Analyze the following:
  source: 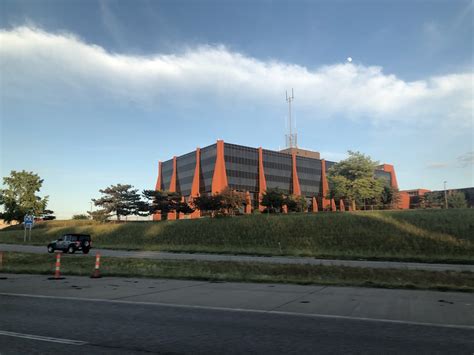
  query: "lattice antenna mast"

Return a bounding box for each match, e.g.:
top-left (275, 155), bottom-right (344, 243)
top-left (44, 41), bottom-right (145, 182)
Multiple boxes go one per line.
top-left (285, 88), bottom-right (297, 148)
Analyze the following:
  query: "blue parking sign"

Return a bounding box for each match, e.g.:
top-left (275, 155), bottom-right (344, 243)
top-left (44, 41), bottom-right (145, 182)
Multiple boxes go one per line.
top-left (24, 215), bottom-right (34, 228)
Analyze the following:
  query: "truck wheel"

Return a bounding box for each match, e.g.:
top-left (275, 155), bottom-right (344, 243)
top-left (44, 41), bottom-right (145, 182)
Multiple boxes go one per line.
top-left (82, 248), bottom-right (90, 254)
top-left (68, 245), bottom-right (75, 254)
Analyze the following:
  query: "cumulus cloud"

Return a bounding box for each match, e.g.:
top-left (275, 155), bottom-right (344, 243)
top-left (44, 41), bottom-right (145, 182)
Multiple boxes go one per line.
top-left (1, 26), bottom-right (472, 126)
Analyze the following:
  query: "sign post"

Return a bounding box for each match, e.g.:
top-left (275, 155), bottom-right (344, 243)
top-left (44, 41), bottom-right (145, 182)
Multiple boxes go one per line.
top-left (23, 215), bottom-right (34, 242)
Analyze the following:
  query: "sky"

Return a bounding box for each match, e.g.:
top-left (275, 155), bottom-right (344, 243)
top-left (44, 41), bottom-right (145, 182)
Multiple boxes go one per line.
top-left (0, 0), bottom-right (473, 219)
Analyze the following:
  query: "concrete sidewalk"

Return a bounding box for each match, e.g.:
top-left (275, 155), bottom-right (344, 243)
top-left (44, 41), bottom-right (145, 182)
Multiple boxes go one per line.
top-left (1, 273), bottom-right (473, 328)
top-left (1, 243), bottom-right (473, 272)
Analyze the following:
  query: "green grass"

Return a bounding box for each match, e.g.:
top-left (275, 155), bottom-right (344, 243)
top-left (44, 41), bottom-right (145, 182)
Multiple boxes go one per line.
top-left (1, 252), bottom-right (473, 292)
top-left (1, 209), bottom-right (473, 263)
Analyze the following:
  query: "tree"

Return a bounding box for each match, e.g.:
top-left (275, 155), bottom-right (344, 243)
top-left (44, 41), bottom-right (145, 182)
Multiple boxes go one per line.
top-left (380, 186), bottom-right (400, 208)
top-left (87, 209), bottom-right (110, 222)
top-left (422, 192), bottom-right (443, 208)
top-left (284, 194), bottom-right (307, 212)
top-left (141, 190), bottom-right (187, 220)
top-left (261, 188), bottom-right (285, 213)
top-left (447, 191), bottom-right (467, 209)
top-left (219, 187), bottom-right (245, 215)
top-left (176, 201), bottom-right (195, 215)
top-left (92, 184), bottom-right (141, 221)
top-left (72, 214), bottom-right (89, 220)
top-left (0, 170), bottom-right (49, 223)
top-left (39, 209), bottom-right (56, 221)
top-left (193, 194), bottom-right (223, 217)
top-left (327, 175), bottom-right (350, 201)
top-left (327, 151), bottom-right (385, 210)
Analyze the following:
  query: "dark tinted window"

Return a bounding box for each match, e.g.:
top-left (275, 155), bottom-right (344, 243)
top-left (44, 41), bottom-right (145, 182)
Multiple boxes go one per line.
top-left (200, 144), bottom-right (217, 193)
top-left (224, 143), bottom-right (258, 192)
top-left (161, 159), bottom-right (173, 190)
top-left (262, 150), bottom-right (292, 194)
top-left (176, 151), bottom-right (196, 196)
top-left (375, 170), bottom-right (391, 186)
top-left (296, 156), bottom-right (321, 197)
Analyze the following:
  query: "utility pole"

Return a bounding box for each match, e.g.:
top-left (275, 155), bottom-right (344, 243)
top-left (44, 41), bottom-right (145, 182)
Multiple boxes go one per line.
top-left (443, 181), bottom-right (448, 209)
top-left (285, 89), bottom-right (297, 148)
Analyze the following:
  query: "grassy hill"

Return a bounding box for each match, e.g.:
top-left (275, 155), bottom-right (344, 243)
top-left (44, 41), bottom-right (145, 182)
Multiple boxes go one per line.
top-left (1, 209), bottom-right (473, 263)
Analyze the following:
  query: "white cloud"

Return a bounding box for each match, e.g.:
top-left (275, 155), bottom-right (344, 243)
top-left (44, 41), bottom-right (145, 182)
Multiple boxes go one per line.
top-left (425, 152), bottom-right (474, 170)
top-left (426, 162), bottom-right (450, 169)
top-left (457, 152), bottom-right (474, 168)
top-left (1, 26), bottom-right (472, 126)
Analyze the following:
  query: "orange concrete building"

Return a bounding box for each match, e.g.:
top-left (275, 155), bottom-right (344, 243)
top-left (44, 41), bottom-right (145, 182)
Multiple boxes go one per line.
top-left (154, 140), bottom-right (400, 219)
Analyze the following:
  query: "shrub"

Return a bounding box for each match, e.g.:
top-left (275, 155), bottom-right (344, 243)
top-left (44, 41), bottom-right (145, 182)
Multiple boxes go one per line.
top-left (72, 214), bottom-right (89, 220)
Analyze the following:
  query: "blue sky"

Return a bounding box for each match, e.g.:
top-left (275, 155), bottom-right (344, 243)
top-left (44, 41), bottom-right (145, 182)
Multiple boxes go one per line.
top-left (1, 0), bottom-right (473, 218)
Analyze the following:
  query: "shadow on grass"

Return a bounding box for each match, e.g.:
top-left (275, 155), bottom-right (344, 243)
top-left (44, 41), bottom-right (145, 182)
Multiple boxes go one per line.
top-left (0, 209), bottom-right (473, 263)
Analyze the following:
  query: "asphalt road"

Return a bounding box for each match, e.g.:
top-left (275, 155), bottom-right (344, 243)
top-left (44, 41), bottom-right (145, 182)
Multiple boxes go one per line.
top-left (1, 274), bottom-right (473, 354)
top-left (1, 243), bottom-right (473, 272)
top-left (1, 294), bottom-right (473, 354)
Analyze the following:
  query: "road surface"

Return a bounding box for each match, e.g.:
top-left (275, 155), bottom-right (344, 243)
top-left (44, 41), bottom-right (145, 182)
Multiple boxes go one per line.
top-left (0, 274), bottom-right (473, 354)
top-left (1, 243), bottom-right (473, 272)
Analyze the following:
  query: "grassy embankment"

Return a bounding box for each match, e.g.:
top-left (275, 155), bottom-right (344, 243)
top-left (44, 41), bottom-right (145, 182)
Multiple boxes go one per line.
top-left (1, 252), bottom-right (473, 292)
top-left (1, 209), bottom-right (473, 263)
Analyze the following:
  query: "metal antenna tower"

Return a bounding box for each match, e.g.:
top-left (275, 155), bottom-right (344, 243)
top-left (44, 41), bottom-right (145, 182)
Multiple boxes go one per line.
top-left (285, 88), bottom-right (297, 148)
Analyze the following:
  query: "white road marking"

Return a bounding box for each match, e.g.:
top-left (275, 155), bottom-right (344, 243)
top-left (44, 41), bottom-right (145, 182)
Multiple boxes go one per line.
top-left (0, 330), bottom-right (87, 345)
top-left (1, 292), bottom-right (473, 331)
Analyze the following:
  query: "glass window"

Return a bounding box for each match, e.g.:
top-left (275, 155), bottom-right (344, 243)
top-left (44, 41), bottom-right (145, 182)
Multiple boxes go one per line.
top-left (224, 143), bottom-right (258, 192)
top-left (200, 144), bottom-right (217, 193)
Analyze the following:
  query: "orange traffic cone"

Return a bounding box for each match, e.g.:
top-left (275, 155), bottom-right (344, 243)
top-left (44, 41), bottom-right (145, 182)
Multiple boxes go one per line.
top-left (49, 252), bottom-right (64, 280)
top-left (91, 252), bottom-right (102, 278)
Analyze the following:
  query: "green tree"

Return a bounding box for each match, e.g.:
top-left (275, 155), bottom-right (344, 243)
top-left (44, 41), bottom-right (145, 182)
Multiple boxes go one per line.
top-left (327, 151), bottom-right (385, 210)
top-left (219, 187), bottom-right (245, 215)
top-left (141, 190), bottom-right (185, 220)
top-left (0, 170), bottom-right (49, 223)
top-left (92, 184), bottom-right (141, 221)
top-left (380, 186), bottom-right (400, 208)
top-left (40, 209), bottom-right (56, 221)
top-left (447, 191), bottom-right (467, 208)
top-left (176, 201), bottom-right (195, 215)
top-left (193, 194), bottom-right (223, 217)
top-left (422, 192), bottom-right (443, 208)
top-left (327, 175), bottom-right (350, 201)
top-left (284, 194), bottom-right (307, 212)
top-left (261, 188), bottom-right (285, 213)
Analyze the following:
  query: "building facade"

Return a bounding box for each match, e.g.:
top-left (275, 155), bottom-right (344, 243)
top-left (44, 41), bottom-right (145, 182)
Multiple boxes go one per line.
top-left (400, 187), bottom-right (474, 209)
top-left (154, 140), bottom-right (399, 220)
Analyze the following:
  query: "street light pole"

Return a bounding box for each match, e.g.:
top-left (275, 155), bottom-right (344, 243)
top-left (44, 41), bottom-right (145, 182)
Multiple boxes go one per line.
top-left (443, 181), bottom-right (448, 209)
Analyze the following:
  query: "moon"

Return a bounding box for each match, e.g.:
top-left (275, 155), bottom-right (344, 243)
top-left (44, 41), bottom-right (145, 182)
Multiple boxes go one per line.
top-left (347, 57), bottom-right (353, 62)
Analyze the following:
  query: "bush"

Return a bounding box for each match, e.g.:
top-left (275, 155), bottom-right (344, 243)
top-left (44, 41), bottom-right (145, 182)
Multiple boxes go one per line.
top-left (87, 210), bottom-right (110, 222)
top-left (448, 191), bottom-right (468, 209)
top-left (72, 214), bottom-right (89, 220)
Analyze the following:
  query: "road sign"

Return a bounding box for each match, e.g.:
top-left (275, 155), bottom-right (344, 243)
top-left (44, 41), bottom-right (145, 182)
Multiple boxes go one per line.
top-left (24, 215), bottom-right (34, 228)
top-left (23, 215), bottom-right (34, 242)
